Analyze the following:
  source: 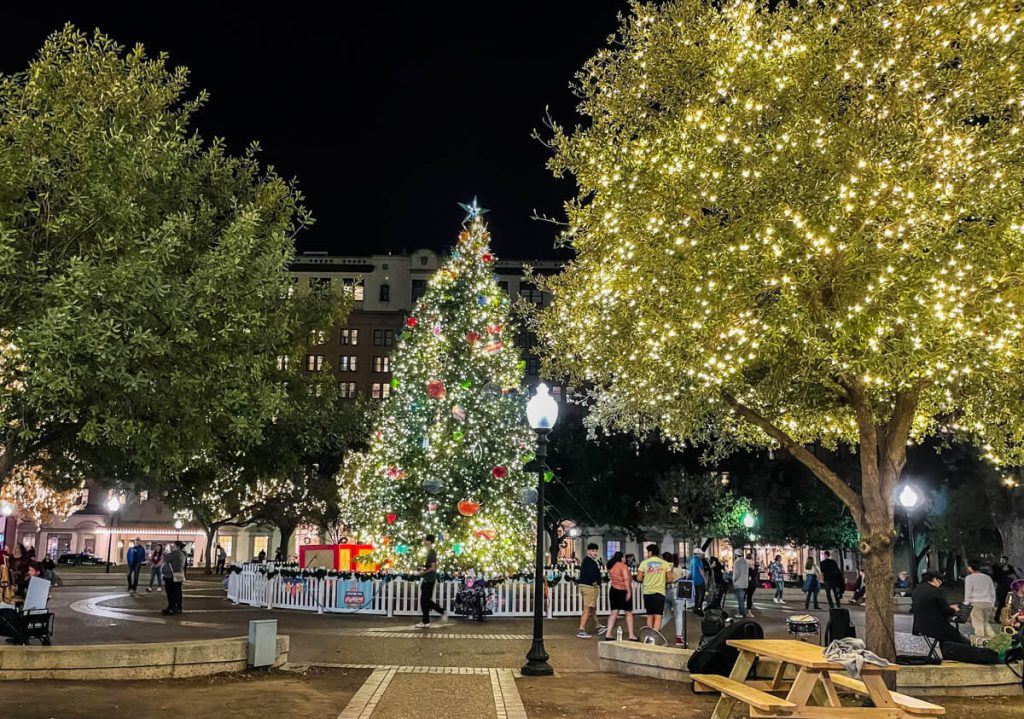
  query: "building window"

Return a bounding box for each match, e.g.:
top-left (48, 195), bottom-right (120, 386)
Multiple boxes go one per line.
top-left (498, 280), bottom-right (509, 295)
top-left (605, 540), bottom-right (622, 561)
top-left (309, 330), bottom-right (327, 345)
top-left (552, 385), bottom-right (563, 402)
top-left (276, 355), bottom-right (290, 371)
top-left (520, 284), bottom-right (545, 306)
top-left (373, 329), bottom-right (395, 346)
top-left (309, 277), bottom-right (331, 297)
top-left (412, 279), bottom-right (427, 302)
top-left (253, 535), bottom-right (270, 559)
top-left (371, 382), bottom-right (391, 399)
top-left (519, 330), bottom-right (538, 349)
top-left (373, 356), bottom-right (391, 373)
top-left (340, 329), bottom-right (358, 346)
top-left (525, 357), bottom-right (541, 375)
top-left (306, 354), bottom-right (325, 372)
top-left (342, 278), bottom-right (364, 302)
top-left (339, 355), bottom-right (358, 372)
top-left (338, 382), bottom-right (358, 399)
top-left (380, 284), bottom-right (390, 303)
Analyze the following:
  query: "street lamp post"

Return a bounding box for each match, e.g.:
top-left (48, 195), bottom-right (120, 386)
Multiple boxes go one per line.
top-left (898, 484), bottom-right (921, 586)
top-left (105, 497), bottom-right (121, 573)
top-left (174, 519), bottom-right (183, 542)
top-left (522, 382), bottom-right (559, 678)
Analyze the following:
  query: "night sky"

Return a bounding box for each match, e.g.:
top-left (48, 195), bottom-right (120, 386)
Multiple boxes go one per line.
top-left (1, 3), bottom-right (631, 260)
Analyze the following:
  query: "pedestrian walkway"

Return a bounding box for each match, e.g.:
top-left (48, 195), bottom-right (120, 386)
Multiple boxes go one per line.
top-left (336, 666), bottom-right (527, 719)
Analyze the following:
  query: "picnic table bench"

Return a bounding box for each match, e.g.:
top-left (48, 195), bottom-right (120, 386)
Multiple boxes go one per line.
top-left (691, 639), bottom-right (945, 718)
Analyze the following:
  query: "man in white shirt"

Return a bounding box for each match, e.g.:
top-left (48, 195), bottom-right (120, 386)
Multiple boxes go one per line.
top-left (964, 559), bottom-right (996, 638)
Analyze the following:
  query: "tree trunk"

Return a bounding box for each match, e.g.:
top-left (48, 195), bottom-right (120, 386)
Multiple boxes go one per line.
top-left (861, 544), bottom-right (896, 661)
top-left (997, 514), bottom-right (1024, 569)
top-left (203, 525), bottom-right (219, 575)
top-left (0, 448), bottom-right (14, 494)
top-left (277, 521), bottom-right (297, 560)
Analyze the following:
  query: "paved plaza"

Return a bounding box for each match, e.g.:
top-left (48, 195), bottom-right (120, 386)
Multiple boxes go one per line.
top-left (0, 574), bottom-right (1020, 718)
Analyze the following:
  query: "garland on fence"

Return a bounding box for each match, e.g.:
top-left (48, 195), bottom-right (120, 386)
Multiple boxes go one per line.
top-left (227, 562), bottom-right (614, 587)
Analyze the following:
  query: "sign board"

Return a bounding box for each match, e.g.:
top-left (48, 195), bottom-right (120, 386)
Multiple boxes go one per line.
top-left (335, 579), bottom-right (374, 610)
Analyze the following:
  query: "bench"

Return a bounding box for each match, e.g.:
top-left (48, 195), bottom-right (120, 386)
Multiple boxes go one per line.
top-left (829, 673), bottom-right (945, 715)
top-left (692, 673), bottom-right (797, 715)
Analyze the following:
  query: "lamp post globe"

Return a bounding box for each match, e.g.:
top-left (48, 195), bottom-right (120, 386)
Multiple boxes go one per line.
top-left (1, 503), bottom-right (12, 517)
top-left (898, 484), bottom-right (920, 510)
top-left (522, 382), bottom-right (558, 677)
top-left (742, 512), bottom-right (755, 530)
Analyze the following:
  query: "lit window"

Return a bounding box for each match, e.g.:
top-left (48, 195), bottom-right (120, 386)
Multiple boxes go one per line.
top-left (373, 355), bottom-right (391, 373)
top-left (340, 329), bottom-right (359, 346)
top-left (344, 279), bottom-right (365, 302)
top-left (379, 284), bottom-right (390, 303)
top-left (371, 382), bottom-right (391, 400)
top-left (338, 382), bottom-right (358, 399)
top-left (306, 354), bottom-right (325, 372)
top-left (605, 540), bottom-right (622, 561)
top-left (309, 330), bottom-right (327, 345)
top-left (339, 356), bottom-right (358, 372)
top-left (276, 355), bottom-right (290, 370)
top-left (552, 385), bottom-right (563, 401)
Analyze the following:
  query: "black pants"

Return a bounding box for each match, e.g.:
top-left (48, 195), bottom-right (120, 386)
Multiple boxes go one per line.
top-left (825, 581), bottom-right (843, 608)
top-left (693, 583), bottom-right (707, 612)
top-left (746, 584), bottom-right (756, 609)
top-left (127, 563), bottom-right (142, 591)
top-left (420, 580), bottom-right (444, 623)
top-left (164, 577), bottom-right (183, 613)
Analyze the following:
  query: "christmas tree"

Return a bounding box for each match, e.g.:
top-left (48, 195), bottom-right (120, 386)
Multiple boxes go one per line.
top-left (350, 202), bottom-right (537, 575)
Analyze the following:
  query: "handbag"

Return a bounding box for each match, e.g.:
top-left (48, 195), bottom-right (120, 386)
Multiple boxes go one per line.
top-left (172, 569), bottom-right (185, 583)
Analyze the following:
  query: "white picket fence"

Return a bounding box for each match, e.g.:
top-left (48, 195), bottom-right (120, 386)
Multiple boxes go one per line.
top-left (225, 563), bottom-right (650, 617)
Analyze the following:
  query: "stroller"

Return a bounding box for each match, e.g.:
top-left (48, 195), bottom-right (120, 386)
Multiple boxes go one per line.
top-left (453, 577), bottom-right (491, 622)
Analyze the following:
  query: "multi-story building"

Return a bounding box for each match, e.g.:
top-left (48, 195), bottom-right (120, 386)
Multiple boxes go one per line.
top-left (290, 248), bottom-right (565, 401)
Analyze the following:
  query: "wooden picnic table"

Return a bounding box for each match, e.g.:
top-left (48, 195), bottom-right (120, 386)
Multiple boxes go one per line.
top-left (693, 638), bottom-right (944, 719)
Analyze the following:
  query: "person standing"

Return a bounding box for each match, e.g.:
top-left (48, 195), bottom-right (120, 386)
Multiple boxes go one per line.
top-left (731, 550), bottom-right (750, 619)
top-left (415, 534), bottom-right (446, 628)
top-left (994, 556), bottom-right (1020, 613)
top-left (637, 544), bottom-right (672, 632)
top-left (604, 551), bottom-right (637, 640)
top-left (146, 543), bottom-right (164, 592)
top-left (819, 551), bottom-right (844, 609)
top-left (659, 552), bottom-right (686, 646)
top-left (125, 538), bottom-right (146, 595)
top-left (161, 541), bottom-right (186, 615)
top-left (215, 544), bottom-right (227, 575)
top-left (706, 556), bottom-right (725, 610)
top-left (964, 559), bottom-right (996, 639)
top-left (769, 554), bottom-right (786, 604)
top-left (745, 553), bottom-right (758, 614)
top-left (576, 543), bottom-right (605, 639)
top-left (803, 556), bottom-right (822, 610)
top-left (689, 548), bottom-right (707, 616)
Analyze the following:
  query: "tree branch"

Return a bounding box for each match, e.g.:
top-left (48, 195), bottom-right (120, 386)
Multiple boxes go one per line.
top-left (722, 392), bottom-right (863, 518)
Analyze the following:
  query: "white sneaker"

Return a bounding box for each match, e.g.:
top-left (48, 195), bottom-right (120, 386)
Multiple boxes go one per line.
top-left (440, 611), bottom-right (448, 621)
top-left (415, 622), bottom-right (431, 628)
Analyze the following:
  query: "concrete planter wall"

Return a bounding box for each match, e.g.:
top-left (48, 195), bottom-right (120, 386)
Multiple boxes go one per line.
top-left (598, 641), bottom-right (1022, 696)
top-left (0, 635), bottom-right (289, 680)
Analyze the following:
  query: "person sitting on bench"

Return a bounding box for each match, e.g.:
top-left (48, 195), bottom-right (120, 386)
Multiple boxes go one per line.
top-left (912, 570), bottom-right (968, 654)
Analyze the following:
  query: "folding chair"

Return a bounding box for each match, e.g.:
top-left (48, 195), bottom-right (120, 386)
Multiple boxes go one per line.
top-left (0, 577), bottom-right (53, 645)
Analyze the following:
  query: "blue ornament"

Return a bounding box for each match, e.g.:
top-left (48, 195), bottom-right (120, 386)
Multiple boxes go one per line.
top-left (477, 294), bottom-right (488, 307)
top-left (521, 487), bottom-right (539, 506)
top-left (452, 250), bottom-right (461, 259)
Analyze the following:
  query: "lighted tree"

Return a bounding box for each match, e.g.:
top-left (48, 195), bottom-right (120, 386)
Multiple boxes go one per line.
top-left (0, 462), bottom-right (82, 524)
top-left (351, 206), bottom-right (536, 575)
top-left (537, 0), bottom-right (1024, 658)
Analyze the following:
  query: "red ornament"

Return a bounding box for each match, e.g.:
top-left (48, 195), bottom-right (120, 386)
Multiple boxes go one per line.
top-left (466, 330), bottom-right (481, 344)
top-left (483, 340), bottom-right (503, 354)
top-left (482, 253), bottom-right (494, 263)
top-left (457, 499), bottom-right (481, 517)
top-left (386, 513), bottom-right (397, 525)
top-left (426, 379), bottom-right (447, 399)
top-left (486, 323), bottom-right (502, 335)
top-left (491, 466), bottom-right (507, 479)
top-left (386, 466), bottom-right (407, 480)
top-left (473, 528), bottom-right (498, 541)
top-left (406, 316), bottom-right (417, 328)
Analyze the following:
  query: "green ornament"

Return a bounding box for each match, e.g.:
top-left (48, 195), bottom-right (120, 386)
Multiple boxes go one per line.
top-left (390, 377), bottom-right (400, 389)
top-left (453, 430), bottom-right (465, 442)
top-left (521, 451), bottom-right (535, 464)
top-left (460, 379), bottom-right (473, 389)
top-left (516, 360), bottom-right (527, 372)
top-left (395, 544), bottom-right (409, 555)
top-left (453, 543), bottom-right (463, 556)
top-left (543, 470), bottom-right (554, 483)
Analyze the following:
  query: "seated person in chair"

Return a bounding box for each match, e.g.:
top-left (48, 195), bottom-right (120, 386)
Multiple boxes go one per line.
top-left (912, 571), bottom-right (968, 651)
top-left (1, 563), bottom-right (48, 643)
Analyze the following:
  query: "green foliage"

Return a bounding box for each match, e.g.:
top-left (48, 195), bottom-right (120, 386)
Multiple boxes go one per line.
top-left (648, 472), bottom-right (748, 546)
top-left (0, 26), bottom-right (333, 487)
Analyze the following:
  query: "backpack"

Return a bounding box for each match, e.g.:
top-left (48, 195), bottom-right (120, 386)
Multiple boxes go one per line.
top-left (699, 607), bottom-right (730, 645)
top-left (687, 619), bottom-right (765, 677)
top-left (824, 608), bottom-right (856, 645)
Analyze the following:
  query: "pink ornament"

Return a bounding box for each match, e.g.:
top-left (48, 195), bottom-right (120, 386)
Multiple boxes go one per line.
top-left (426, 380), bottom-right (447, 399)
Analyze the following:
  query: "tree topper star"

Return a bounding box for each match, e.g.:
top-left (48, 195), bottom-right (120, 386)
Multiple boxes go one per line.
top-left (459, 197), bottom-right (489, 225)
